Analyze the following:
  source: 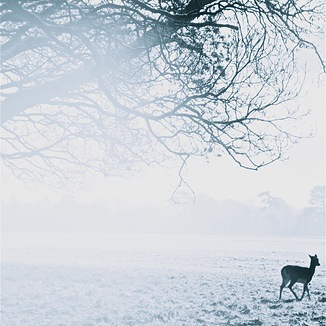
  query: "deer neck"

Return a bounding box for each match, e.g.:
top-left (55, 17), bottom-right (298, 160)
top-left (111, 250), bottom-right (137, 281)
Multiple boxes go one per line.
top-left (309, 262), bottom-right (317, 276)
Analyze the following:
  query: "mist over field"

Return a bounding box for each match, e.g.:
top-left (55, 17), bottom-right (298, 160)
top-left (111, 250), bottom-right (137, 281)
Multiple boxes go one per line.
top-left (2, 185), bottom-right (325, 325)
top-left (3, 189), bottom-right (325, 236)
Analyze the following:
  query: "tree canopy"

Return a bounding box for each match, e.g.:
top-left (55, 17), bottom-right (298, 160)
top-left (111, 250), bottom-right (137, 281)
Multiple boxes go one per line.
top-left (1, 0), bottom-right (325, 187)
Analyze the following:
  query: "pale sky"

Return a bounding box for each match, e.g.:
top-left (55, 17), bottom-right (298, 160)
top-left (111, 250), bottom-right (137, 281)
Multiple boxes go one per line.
top-left (1, 110), bottom-right (325, 209)
top-left (1, 45), bottom-right (325, 210)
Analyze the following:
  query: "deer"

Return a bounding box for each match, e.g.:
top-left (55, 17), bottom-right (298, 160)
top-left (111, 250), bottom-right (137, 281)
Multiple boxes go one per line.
top-left (279, 254), bottom-right (320, 301)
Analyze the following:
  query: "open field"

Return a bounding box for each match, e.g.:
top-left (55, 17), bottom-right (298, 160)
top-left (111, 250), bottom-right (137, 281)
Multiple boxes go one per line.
top-left (1, 234), bottom-right (325, 325)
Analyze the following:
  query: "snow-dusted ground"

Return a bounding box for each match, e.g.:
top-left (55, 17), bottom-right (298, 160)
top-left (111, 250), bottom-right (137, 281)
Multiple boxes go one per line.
top-left (1, 234), bottom-right (325, 325)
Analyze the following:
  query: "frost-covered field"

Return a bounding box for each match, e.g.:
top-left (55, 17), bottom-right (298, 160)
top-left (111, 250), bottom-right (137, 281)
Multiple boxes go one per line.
top-left (1, 234), bottom-right (325, 326)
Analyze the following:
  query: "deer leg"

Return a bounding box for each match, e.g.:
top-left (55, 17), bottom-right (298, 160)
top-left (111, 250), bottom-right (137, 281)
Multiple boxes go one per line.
top-left (288, 280), bottom-right (299, 300)
top-left (306, 285), bottom-right (310, 300)
top-left (299, 283), bottom-right (311, 301)
top-left (280, 273), bottom-right (290, 300)
top-left (279, 285), bottom-right (283, 300)
top-left (279, 281), bottom-right (287, 300)
top-left (299, 284), bottom-right (307, 301)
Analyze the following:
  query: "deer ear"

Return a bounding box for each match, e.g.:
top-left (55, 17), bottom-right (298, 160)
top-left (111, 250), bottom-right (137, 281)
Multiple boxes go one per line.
top-left (315, 254), bottom-right (317, 257)
top-left (309, 254), bottom-right (312, 258)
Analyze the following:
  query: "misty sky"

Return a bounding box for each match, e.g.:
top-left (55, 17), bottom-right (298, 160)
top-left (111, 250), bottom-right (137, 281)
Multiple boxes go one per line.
top-left (1, 46), bottom-right (325, 210)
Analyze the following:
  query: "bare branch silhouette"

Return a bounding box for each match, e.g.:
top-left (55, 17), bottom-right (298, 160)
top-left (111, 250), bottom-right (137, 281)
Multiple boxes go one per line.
top-left (1, 0), bottom-right (324, 187)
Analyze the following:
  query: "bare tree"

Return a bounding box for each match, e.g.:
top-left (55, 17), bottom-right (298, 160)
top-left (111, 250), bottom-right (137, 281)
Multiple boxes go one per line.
top-left (1, 0), bottom-right (325, 188)
top-left (309, 185), bottom-right (325, 216)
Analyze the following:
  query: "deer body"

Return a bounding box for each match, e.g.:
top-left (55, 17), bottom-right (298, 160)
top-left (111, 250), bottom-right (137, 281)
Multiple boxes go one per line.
top-left (279, 254), bottom-right (320, 301)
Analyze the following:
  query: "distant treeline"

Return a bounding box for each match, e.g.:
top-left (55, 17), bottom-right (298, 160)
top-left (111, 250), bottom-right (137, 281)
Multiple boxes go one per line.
top-left (2, 187), bottom-right (325, 236)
